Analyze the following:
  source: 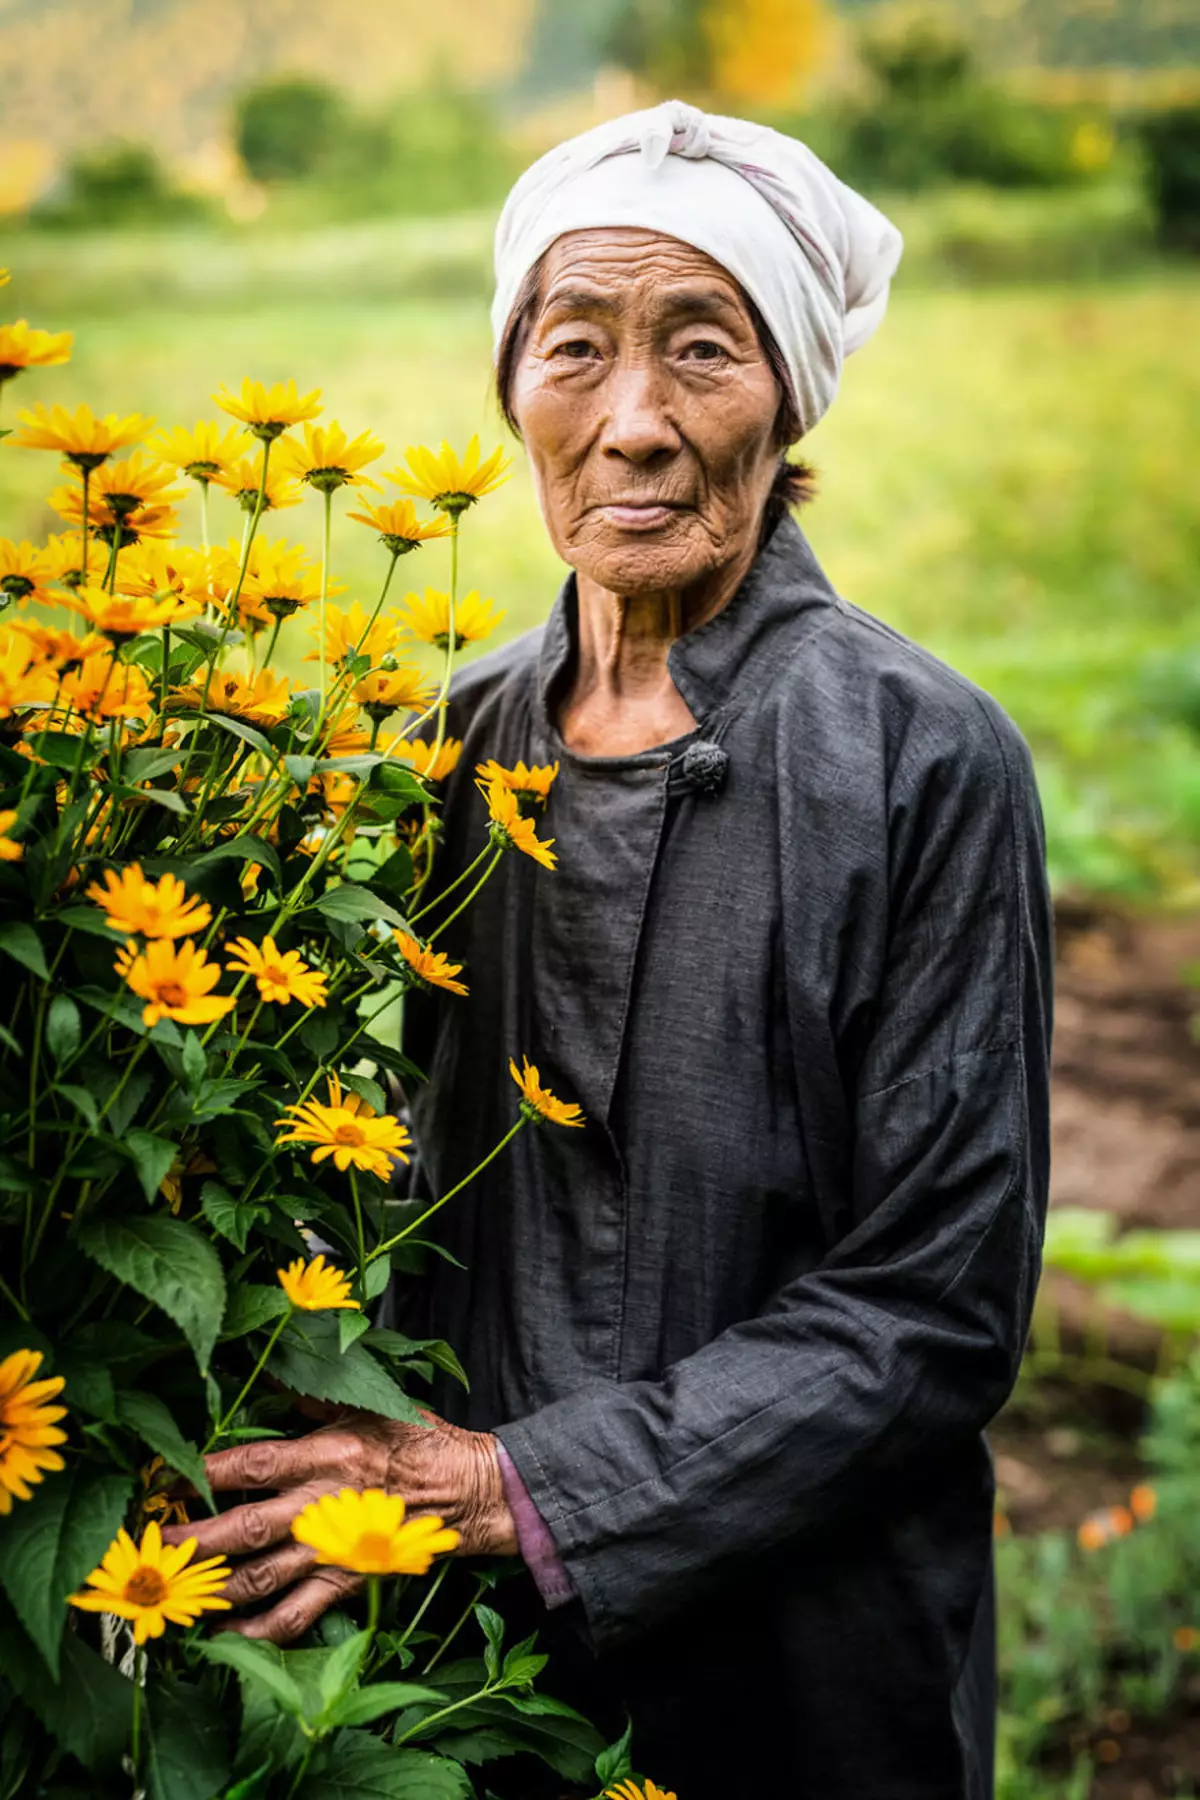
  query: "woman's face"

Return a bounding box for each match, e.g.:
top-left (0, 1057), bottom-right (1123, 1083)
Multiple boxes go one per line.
top-left (510, 228), bottom-right (785, 597)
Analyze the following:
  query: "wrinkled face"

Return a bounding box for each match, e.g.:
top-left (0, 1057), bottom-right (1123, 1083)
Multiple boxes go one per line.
top-left (509, 228), bottom-right (785, 596)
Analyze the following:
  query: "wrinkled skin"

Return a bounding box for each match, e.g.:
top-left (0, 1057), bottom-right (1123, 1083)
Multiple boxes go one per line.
top-left (179, 228), bottom-right (787, 1641)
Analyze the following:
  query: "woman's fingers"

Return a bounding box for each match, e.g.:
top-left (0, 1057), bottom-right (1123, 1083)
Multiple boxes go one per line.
top-left (202, 1423), bottom-right (393, 1496)
top-left (162, 1485), bottom-right (318, 1557)
top-left (219, 1566), bottom-right (364, 1644)
top-left (219, 1539), bottom-right (315, 1606)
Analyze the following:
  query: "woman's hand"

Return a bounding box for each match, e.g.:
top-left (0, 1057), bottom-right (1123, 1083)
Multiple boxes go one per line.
top-left (162, 1410), bottom-right (517, 1643)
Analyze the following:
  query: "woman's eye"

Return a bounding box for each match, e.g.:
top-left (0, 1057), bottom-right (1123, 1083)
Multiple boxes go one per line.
top-left (550, 339), bottom-right (600, 361)
top-left (680, 339), bottom-right (727, 363)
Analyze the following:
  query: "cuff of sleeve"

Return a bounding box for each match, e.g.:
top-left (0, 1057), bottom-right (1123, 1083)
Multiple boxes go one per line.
top-left (495, 1442), bottom-right (577, 1610)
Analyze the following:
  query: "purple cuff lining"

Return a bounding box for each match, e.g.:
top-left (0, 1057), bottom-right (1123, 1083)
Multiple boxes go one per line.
top-left (496, 1443), bottom-right (576, 1610)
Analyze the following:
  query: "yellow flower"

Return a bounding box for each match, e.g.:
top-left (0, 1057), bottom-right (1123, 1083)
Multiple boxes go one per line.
top-left (606, 1783), bottom-right (676, 1800)
top-left (113, 540), bottom-right (214, 602)
top-left (169, 667), bottom-right (292, 726)
top-left (345, 496), bottom-right (453, 555)
top-left (398, 587), bottom-right (505, 652)
top-left (353, 665), bottom-right (437, 720)
top-left (275, 1072), bottom-right (412, 1180)
top-left (116, 938), bottom-right (235, 1028)
top-left (87, 866), bottom-right (212, 939)
top-left (383, 734), bottom-right (462, 782)
top-left (510, 1055), bottom-right (584, 1129)
top-left (0, 1349), bottom-right (67, 1513)
top-left (0, 319), bottom-right (73, 383)
top-left (386, 435), bottom-right (511, 516)
top-left (214, 377), bottom-right (322, 439)
top-left (307, 600), bottom-right (400, 668)
top-left (69, 583), bottom-right (201, 641)
top-left (68, 1520), bottom-right (231, 1644)
top-left (210, 453), bottom-right (304, 514)
top-left (292, 1487), bottom-right (460, 1576)
top-left (141, 1454), bottom-right (191, 1527)
top-left (393, 930), bottom-right (468, 996)
top-left (11, 401), bottom-right (151, 468)
top-left (225, 935), bottom-right (329, 1008)
top-left (234, 538), bottom-right (343, 622)
top-left (0, 809), bottom-right (23, 863)
top-left (38, 532), bottom-right (89, 592)
top-left (148, 420), bottom-right (253, 485)
top-left (320, 701), bottom-right (371, 757)
top-left (0, 537), bottom-right (68, 607)
top-left (476, 757), bottom-right (559, 808)
top-left (276, 420), bottom-right (384, 493)
top-left (0, 271), bottom-right (9, 287)
top-left (483, 778), bottom-right (557, 870)
top-left (59, 652), bottom-right (155, 724)
top-left (0, 636), bottom-right (54, 721)
top-left (51, 453), bottom-right (184, 544)
top-left (277, 1252), bottom-right (358, 1312)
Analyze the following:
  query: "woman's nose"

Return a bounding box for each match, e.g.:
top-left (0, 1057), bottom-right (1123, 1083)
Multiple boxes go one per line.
top-left (599, 360), bottom-right (682, 465)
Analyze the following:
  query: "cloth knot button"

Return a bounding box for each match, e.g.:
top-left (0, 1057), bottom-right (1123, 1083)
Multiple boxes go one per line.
top-left (679, 742), bottom-right (729, 796)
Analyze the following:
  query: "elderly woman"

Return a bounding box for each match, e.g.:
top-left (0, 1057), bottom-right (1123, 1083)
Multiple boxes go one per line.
top-left (170, 103), bottom-right (1053, 1797)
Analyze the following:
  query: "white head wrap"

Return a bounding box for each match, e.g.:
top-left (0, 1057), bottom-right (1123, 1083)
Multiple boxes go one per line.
top-left (491, 99), bottom-right (903, 435)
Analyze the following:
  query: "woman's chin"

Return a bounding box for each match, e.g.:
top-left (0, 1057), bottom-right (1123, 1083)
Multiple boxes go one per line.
top-left (570, 528), bottom-right (719, 597)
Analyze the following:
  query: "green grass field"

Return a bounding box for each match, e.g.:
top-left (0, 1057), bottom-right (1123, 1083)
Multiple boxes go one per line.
top-left (4, 213), bottom-right (1199, 900)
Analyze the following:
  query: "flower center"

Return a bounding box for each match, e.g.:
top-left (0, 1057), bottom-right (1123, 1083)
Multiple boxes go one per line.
top-left (124, 1566), bottom-right (168, 1607)
top-left (263, 963), bottom-right (289, 986)
top-left (333, 1121), bottom-right (366, 1146)
top-left (157, 981), bottom-right (188, 1008)
top-left (353, 1532), bottom-right (393, 1564)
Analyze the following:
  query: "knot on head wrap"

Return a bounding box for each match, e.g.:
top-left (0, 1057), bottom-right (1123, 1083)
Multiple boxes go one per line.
top-left (491, 99), bottom-right (903, 435)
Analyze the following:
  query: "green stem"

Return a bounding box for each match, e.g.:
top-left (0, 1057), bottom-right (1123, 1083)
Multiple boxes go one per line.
top-left (319, 487), bottom-right (332, 701)
top-left (367, 1117), bottom-right (524, 1264)
top-left (0, 1269), bottom-right (30, 1322)
top-left (407, 843), bottom-right (492, 926)
top-left (389, 1558), bottom-right (450, 1657)
top-left (130, 1650), bottom-right (145, 1773)
top-left (200, 440), bottom-right (272, 715)
top-left (225, 994), bottom-right (264, 1074)
top-left (159, 622), bottom-right (171, 717)
top-left (427, 846), bottom-right (502, 942)
top-left (205, 1307), bottom-right (293, 1450)
top-left (309, 549), bottom-right (400, 758)
top-left (79, 466), bottom-right (90, 589)
top-left (366, 1574), bottom-right (381, 1638)
top-left (261, 614), bottom-right (283, 673)
top-left (394, 1680), bottom-right (500, 1745)
top-left (349, 1167), bottom-right (367, 1293)
top-left (422, 1575), bottom-right (489, 1676)
top-left (199, 477), bottom-right (210, 562)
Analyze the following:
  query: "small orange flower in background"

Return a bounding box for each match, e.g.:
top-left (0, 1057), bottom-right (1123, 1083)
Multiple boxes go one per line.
top-left (211, 453), bottom-right (304, 514)
top-left (1077, 1504), bottom-right (1135, 1551)
top-left (275, 1073), bottom-right (412, 1180)
top-left (1174, 1626), bottom-right (1199, 1653)
top-left (386, 435), bottom-right (511, 516)
top-left (68, 583), bottom-right (201, 641)
top-left (277, 1252), bottom-right (359, 1312)
top-left (393, 930), bottom-right (468, 997)
top-left (148, 420), bottom-right (252, 484)
top-left (385, 734), bottom-right (462, 783)
top-left (354, 665), bottom-right (437, 720)
top-left (225, 935), bottom-right (329, 1009)
top-left (0, 319), bottom-right (73, 383)
top-left (993, 1508), bottom-right (1011, 1539)
top-left (214, 376), bottom-right (322, 439)
top-left (510, 1055), bottom-right (585, 1129)
top-left (277, 419), bottom-right (385, 492)
top-left (398, 587), bottom-right (505, 651)
top-left (116, 938), bottom-right (235, 1028)
top-left (69, 1520), bottom-right (230, 1643)
top-left (1129, 1483), bottom-right (1156, 1523)
top-left (346, 496), bottom-right (452, 554)
top-left (87, 866), bottom-right (212, 939)
top-left (476, 757), bottom-right (559, 808)
top-left (0, 809), bottom-right (23, 863)
top-left (0, 1349), bottom-right (67, 1513)
top-left (11, 401), bottom-right (151, 466)
top-left (483, 778), bottom-right (557, 870)
top-left (292, 1487), bottom-right (460, 1576)
top-left (0, 537), bottom-right (71, 606)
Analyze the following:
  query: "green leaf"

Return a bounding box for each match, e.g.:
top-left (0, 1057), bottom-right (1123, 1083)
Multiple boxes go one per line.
top-left (22, 731), bottom-right (89, 771)
top-left (312, 885), bottom-right (409, 931)
top-left (342, 1072), bottom-right (386, 1116)
top-left (52, 1352), bottom-right (115, 1420)
top-left (0, 1019), bottom-right (21, 1055)
top-left (116, 1388), bottom-right (215, 1511)
top-left (56, 903), bottom-right (126, 940)
top-left (45, 994), bottom-right (81, 1068)
top-left (316, 1628), bottom-right (372, 1715)
top-left (338, 1310), bottom-right (372, 1352)
top-left (194, 1635), bottom-right (306, 1716)
top-left (284, 754), bottom-right (317, 788)
top-left (476, 1604), bottom-right (504, 1682)
top-left (191, 830), bottom-right (282, 889)
top-left (143, 785), bottom-right (191, 817)
top-left (145, 1678), bottom-right (232, 1800)
top-left (329, 1683), bottom-right (450, 1728)
top-left (595, 1716), bottom-right (634, 1788)
top-left (124, 745), bottom-right (188, 785)
top-left (0, 1600), bottom-right (133, 1770)
top-left (297, 1734), bottom-right (473, 1799)
top-left (366, 1331), bottom-right (468, 1392)
top-left (269, 1315), bottom-right (425, 1424)
top-left (78, 1213), bottom-right (227, 1375)
top-left (0, 920), bottom-right (48, 979)
top-left (363, 1255), bottom-right (391, 1304)
top-left (222, 1282), bottom-right (290, 1339)
top-left (123, 1127), bottom-right (179, 1203)
top-left (202, 713), bottom-right (274, 756)
top-left (55, 1080), bottom-right (99, 1128)
top-left (202, 1180), bottom-right (270, 1252)
top-left (0, 1464), bottom-right (133, 1676)
top-left (374, 844), bottom-right (414, 896)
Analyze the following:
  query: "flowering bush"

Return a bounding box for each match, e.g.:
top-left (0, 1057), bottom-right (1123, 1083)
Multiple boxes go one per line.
top-left (0, 267), bottom-right (654, 1799)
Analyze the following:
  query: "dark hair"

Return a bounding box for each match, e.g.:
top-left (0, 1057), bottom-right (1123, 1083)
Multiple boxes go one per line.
top-left (494, 254), bottom-right (817, 533)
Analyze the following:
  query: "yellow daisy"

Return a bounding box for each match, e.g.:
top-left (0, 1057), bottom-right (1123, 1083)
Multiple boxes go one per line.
top-left (320, 701), bottom-right (371, 757)
top-left (393, 930), bottom-right (468, 996)
top-left (510, 1055), bottom-right (585, 1129)
top-left (398, 587), bottom-right (505, 652)
top-left (0, 270), bottom-right (9, 287)
top-left (11, 401), bottom-right (151, 468)
top-left (0, 1349), bottom-right (67, 1513)
top-left (233, 538), bottom-right (344, 622)
top-left (482, 778), bottom-right (557, 870)
top-left (87, 866), bottom-right (212, 939)
top-left (307, 600), bottom-right (400, 668)
top-left (385, 435), bottom-right (511, 516)
top-left (0, 809), bottom-right (23, 862)
top-left (277, 1253), bottom-right (358, 1312)
top-left (0, 319), bottom-right (73, 383)
top-left (59, 653), bottom-right (155, 724)
top-left (475, 757), bottom-right (558, 808)
top-left (383, 734), bottom-right (462, 782)
top-left (69, 1520), bottom-right (231, 1644)
top-left (292, 1487), bottom-right (460, 1576)
top-left (169, 667), bottom-right (292, 726)
top-left (606, 1783), bottom-right (677, 1800)
top-left (214, 377), bottom-right (322, 440)
top-left (69, 583), bottom-right (202, 641)
top-left (51, 453), bottom-right (184, 544)
top-left (0, 537), bottom-right (69, 607)
top-left (113, 540), bottom-right (214, 602)
top-left (275, 1073), bottom-right (411, 1181)
top-left (276, 420), bottom-right (384, 493)
top-left (210, 453), bottom-right (304, 514)
top-left (353, 665), bottom-right (437, 721)
top-left (345, 497), bottom-right (452, 555)
top-left (148, 420), bottom-right (253, 485)
top-left (116, 938), bottom-right (235, 1028)
top-left (225, 935), bottom-right (329, 1008)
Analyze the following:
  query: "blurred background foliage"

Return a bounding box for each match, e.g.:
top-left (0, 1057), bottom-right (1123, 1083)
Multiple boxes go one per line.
top-left (3, 10), bottom-right (1200, 1790)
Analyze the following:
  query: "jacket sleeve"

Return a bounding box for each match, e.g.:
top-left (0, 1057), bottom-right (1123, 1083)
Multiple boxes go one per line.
top-left (495, 689), bottom-right (1054, 1647)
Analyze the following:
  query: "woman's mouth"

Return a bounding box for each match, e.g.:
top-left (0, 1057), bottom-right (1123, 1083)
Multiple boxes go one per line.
top-left (597, 502), bottom-right (685, 530)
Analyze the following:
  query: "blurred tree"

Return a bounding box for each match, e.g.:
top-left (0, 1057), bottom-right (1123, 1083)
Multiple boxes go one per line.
top-left (35, 140), bottom-right (207, 228)
top-left (1141, 106), bottom-right (1200, 250)
top-left (604, 0), bottom-right (710, 93)
top-left (235, 77), bottom-right (347, 183)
